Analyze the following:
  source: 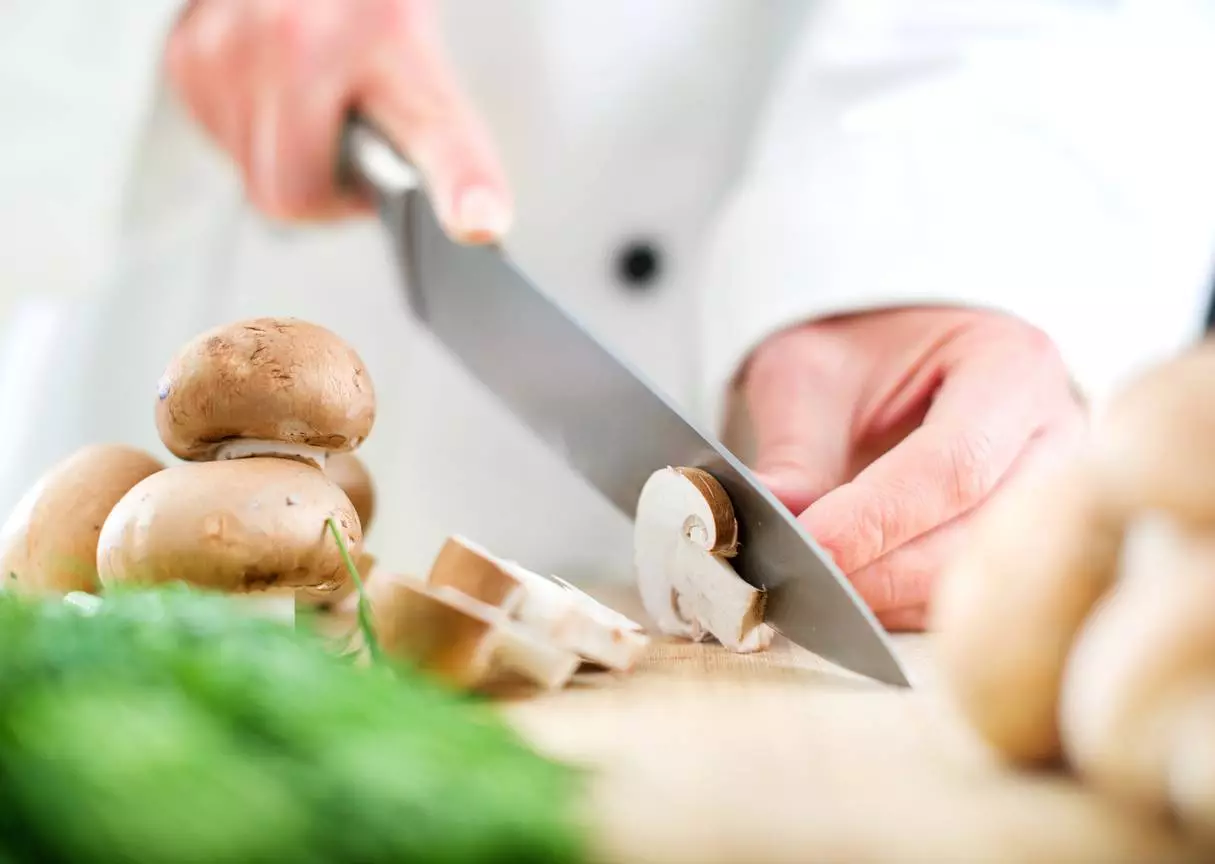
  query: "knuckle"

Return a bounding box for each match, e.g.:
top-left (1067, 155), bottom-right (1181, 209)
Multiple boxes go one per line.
top-left (946, 430), bottom-right (998, 510)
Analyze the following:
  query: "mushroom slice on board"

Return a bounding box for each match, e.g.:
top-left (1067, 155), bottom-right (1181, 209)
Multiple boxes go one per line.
top-left (97, 457), bottom-right (363, 624)
top-left (364, 572), bottom-right (581, 691)
top-left (428, 535), bottom-right (650, 671)
top-left (0, 444), bottom-right (164, 596)
top-left (633, 466), bottom-right (775, 653)
top-left (1059, 514), bottom-right (1215, 844)
top-left (154, 317), bottom-right (376, 469)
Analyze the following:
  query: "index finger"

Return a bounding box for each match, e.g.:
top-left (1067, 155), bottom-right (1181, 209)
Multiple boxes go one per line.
top-left (799, 343), bottom-right (1062, 574)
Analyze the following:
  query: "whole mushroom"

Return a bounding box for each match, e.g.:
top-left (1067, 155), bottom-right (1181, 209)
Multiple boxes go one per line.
top-left (931, 460), bottom-right (1123, 765)
top-left (1088, 338), bottom-right (1215, 521)
top-left (155, 317), bottom-right (375, 470)
top-left (97, 458), bottom-right (362, 621)
top-left (0, 444), bottom-right (164, 596)
top-left (147, 316), bottom-right (377, 611)
top-left (1059, 515), bottom-right (1215, 844)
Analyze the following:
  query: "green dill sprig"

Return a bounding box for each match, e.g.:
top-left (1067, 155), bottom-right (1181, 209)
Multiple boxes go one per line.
top-left (325, 516), bottom-right (381, 663)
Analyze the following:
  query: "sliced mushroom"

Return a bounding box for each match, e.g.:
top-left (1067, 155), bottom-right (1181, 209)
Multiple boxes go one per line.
top-left (154, 317), bottom-right (376, 469)
top-left (634, 466), bottom-right (774, 653)
top-left (364, 571), bottom-right (580, 691)
top-left (1059, 514), bottom-right (1215, 841)
top-left (0, 444), bottom-right (164, 596)
top-left (931, 461), bottom-right (1123, 765)
top-left (428, 534), bottom-right (650, 671)
top-left (97, 457), bottom-right (362, 621)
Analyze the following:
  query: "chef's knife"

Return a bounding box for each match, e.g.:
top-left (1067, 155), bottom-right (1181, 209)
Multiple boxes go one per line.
top-left (339, 116), bottom-right (909, 688)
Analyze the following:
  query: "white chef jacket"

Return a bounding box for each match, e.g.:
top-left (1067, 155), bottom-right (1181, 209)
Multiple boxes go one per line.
top-left (1, 0), bottom-right (1215, 585)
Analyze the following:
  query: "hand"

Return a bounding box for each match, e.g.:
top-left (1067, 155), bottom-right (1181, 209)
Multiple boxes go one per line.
top-left (742, 307), bottom-right (1087, 631)
top-left (165, 0), bottom-right (511, 241)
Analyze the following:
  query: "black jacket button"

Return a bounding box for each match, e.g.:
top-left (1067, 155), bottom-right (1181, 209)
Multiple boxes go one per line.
top-left (615, 239), bottom-right (663, 290)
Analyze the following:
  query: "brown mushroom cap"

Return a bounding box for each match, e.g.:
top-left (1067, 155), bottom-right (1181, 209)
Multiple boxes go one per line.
top-left (154, 317), bottom-right (376, 462)
top-left (97, 457), bottom-right (361, 594)
top-left (0, 444), bottom-right (164, 596)
top-left (1089, 339), bottom-right (1215, 522)
top-left (325, 452), bottom-right (375, 534)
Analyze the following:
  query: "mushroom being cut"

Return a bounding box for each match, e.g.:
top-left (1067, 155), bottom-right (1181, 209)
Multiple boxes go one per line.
top-left (97, 457), bottom-right (362, 623)
top-left (363, 571), bottom-right (581, 691)
top-left (633, 466), bottom-right (775, 653)
top-left (931, 461), bottom-right (1123, 765)
top-left (0, 444), bottom-right (164, 596)
top-left (427, 534), bottom-right (650, 671)
top-left (1059, 514), bottom-right (1215, 844)
top-left (155, 317), bottom-right (376, 470)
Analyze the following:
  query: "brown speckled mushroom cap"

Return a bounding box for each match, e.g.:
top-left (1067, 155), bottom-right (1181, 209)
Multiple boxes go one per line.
top-left (155, 317), bottom-right (376, 463)
top-left (0, 443), bottom-right (164, 596)
top-left (97, 458), bottom-right (362, 594)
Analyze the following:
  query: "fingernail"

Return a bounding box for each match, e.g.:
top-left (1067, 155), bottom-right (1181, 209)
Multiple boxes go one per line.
top-left (453, 186), bottom-right (512, 242)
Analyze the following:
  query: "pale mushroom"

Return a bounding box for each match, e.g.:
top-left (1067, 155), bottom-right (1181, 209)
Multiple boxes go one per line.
top-left (363, 571), bottom-right (581, 691)
top-left (325, 452), bottom-right (376, 535)
top-left (633, 466), bottom-right (775, 653)
top-left (97, 457), bottom-right (362, 622)
top-left (154, 317), bottom-right (376, 470)
top-left (1088, 339), bottom-right (1215, 522)
top-left (1059, 514), bottom-right (1215, 842)
top-left (0, 443), bottom-right (164, 596)
top-left (427, 534), bottom-right (650, 671)
top-left (930, 460), bottom-right (1123, 765)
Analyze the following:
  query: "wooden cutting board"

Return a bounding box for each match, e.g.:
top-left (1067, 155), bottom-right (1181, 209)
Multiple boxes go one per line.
top-left (495, 586), bottom-right (1210, 864)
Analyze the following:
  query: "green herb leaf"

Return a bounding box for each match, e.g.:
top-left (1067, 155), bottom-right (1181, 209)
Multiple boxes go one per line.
top-left (0, 588), bottom-right (586, 864)
top-left (325, 516), bottom-right (381, 663)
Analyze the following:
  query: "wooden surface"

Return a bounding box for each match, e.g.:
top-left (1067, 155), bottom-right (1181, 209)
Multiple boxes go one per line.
top-left (496, 586), bottom-right (1210, 864)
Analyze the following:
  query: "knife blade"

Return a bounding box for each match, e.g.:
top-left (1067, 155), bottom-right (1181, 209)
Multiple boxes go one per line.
top-left (340, 117), bottom-right (909, 688)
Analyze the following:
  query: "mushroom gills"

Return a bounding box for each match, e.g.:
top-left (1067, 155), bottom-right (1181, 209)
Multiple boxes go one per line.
top-left (214, 439), bottom-right (330, 470)
top-left (633, 466), bottom-right (775, 653)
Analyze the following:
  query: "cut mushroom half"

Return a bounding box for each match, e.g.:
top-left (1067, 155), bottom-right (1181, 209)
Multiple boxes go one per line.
top-left (634, 466), bottom-right (775, 653)
top-left (364, 571), bottom-right (581, 691)
top-left (427, 534), bottom-right (650, 672)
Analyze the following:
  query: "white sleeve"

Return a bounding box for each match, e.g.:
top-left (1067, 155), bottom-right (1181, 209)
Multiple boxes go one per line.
top-left (696, 1), bottom-right (1215, 430)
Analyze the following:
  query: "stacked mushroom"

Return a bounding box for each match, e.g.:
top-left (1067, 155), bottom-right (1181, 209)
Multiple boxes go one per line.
top-left (359, 535), bottom-right (650, 691)
top-left (96, 317), bottom-right (375, 620)
top-left (932, 339), bottom-right (1215, 846)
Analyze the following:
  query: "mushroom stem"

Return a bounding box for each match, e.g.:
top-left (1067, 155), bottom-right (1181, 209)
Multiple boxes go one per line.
top-left (214, 439), bottom-right (330, 470)
top-left (232, 587), bottom-right (297, 625)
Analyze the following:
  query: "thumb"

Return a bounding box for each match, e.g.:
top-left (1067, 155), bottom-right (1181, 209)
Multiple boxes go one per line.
top-left (743, 334), bottom-right (856, 515)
